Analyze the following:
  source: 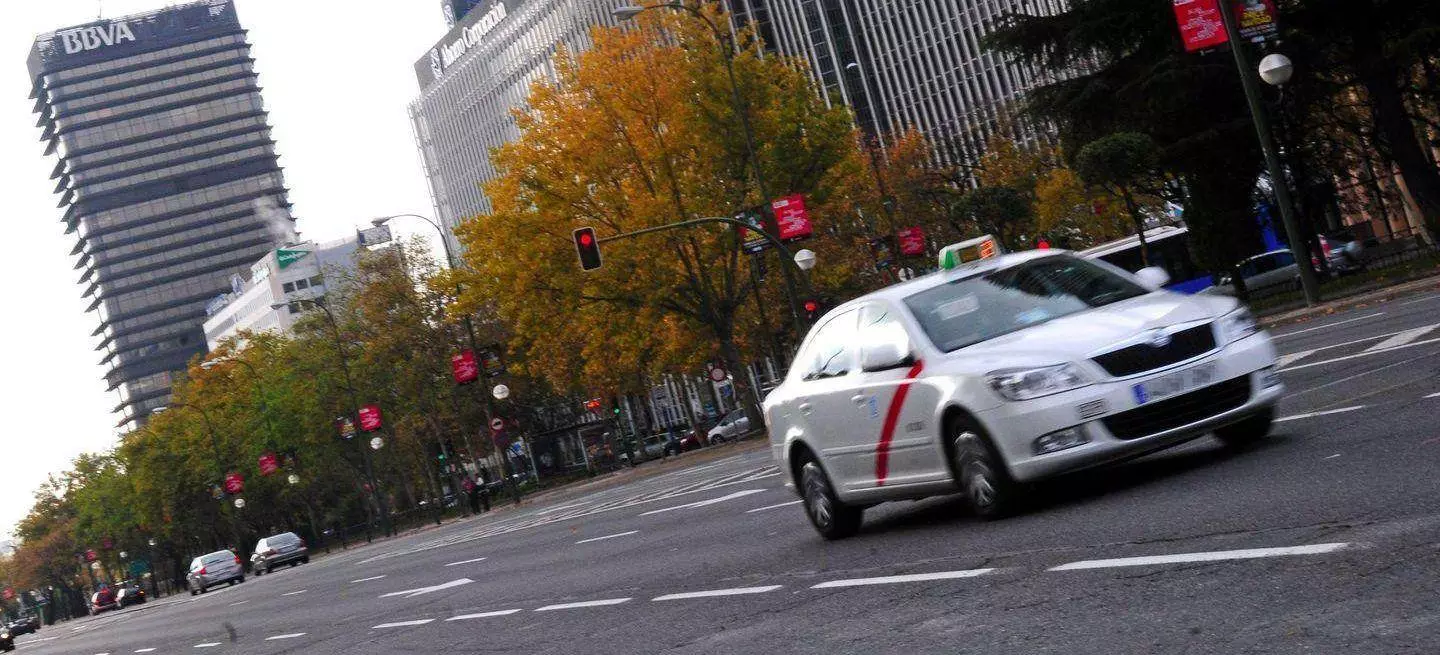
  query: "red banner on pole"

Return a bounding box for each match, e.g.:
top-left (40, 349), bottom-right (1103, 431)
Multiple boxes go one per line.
top-left (258, 452), bottom-right (279, 476)
top-left (1173, 0), bottom-right (1228, 52)
top-left (770, 194), bottom-right (813, 240)
top-left (223, 472), bottom-right (245, 495)
top-left (896, 227), bottom-right (927, 256)
top-left (358, 404), bottom-right (383, 432)
top-left (451, 350), bottom-right (479, 385)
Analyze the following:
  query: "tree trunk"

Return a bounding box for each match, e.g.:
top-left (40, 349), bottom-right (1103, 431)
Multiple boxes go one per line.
top-left (719, 334), bottom-right (764, 431)
top-left (1357, 53), bottom-right (1440, 237)
top-left (1121, 188), bottom-right (1150, 266)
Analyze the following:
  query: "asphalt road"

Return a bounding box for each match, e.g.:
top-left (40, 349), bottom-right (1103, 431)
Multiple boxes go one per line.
top-left (23, 288), bottom-right (1440, 654)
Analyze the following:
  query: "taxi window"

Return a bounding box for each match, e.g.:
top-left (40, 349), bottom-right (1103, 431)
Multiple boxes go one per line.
top-left (796, 310), bottom-right (858, 381)
top-left (858, 304), bottom-right (912, 366)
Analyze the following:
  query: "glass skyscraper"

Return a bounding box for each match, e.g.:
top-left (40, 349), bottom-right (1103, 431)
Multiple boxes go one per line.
top-left (27, 0), bottom-right (292, 429)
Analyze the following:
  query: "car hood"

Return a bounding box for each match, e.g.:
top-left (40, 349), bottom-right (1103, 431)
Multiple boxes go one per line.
top-left (945, 291), bottom-right (1238, 367)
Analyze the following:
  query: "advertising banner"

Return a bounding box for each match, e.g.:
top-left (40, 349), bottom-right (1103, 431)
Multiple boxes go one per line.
top-left (896, 227), bottom-right (927, 256)
top-left (223, 472), bottom-right (244, 495)
top-left (770, 194), bottom-right (814, 241)
top-left (1233, 0), bottom-right (1279, 42)
top-left (258, 453), bottom-right (279, 476)
top-left (452, 350), bottom-right (480, 384)
top-left (358, 404), bottom-right (383, 432)
top-left (1173, 0), bottom-right (1228, 52)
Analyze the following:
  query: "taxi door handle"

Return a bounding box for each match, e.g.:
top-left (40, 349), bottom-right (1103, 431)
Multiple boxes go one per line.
top-left (851, 395), bottom-right (868, 406)
top-left (798, 403), bottom-right (813, 415)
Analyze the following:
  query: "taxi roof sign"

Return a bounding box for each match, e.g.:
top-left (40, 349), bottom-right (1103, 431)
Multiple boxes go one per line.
top-left (938, 235), bottom-right (1002, 270)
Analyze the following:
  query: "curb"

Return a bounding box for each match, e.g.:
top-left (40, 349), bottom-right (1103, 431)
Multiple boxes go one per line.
top-left (1258, 272), bottom-right (1440, 327)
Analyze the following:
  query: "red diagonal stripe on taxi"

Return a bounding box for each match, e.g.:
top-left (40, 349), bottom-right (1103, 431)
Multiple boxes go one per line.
top-left (875, 360), bottom-right (925, 486)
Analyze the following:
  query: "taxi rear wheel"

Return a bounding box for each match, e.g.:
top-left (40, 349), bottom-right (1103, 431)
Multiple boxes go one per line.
top-left (949, 420), bottom-right (1018, 519)
top-left (799, 460), bottom-right (862, 540)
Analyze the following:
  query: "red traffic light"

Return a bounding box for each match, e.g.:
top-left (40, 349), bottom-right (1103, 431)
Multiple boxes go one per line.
top-left (803, 300), bottom-right (819, 313)
top-left (574, 227), bottom-right (602, 271)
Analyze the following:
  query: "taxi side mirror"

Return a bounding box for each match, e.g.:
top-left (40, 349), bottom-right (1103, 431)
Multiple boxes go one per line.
top-left (1135, 266), bottom-right (1170, 291)
top-left (862, 340), bottom-right (913, 372)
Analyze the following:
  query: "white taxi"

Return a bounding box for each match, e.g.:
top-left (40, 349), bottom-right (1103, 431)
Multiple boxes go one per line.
top-left (764, 238), bottom-right (1282, 539)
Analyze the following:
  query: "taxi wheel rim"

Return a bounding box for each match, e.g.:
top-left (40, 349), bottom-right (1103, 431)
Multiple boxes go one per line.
top-left (954, 430), bottom-right (997, 509)
top-left (968, 462), bottom-right (997, 508)
top-left (803, 466), bottom-right (833, 527)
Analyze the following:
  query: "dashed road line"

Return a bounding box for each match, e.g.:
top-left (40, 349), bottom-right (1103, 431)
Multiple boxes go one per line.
top-left (1048, 543), bottom-right (1350, 571)
top-left (1398, 294), bottom-right (1440, 307)
top-left (1275, 349), bottom-right (1316, 368)
top-left (1276, 406), bottom-right (1367, 422)
top-left (812, 568), bottom-right (996, 589)
top-left (1284, 335), bottom-right (1440, 371)
top-left (380, 578), bottom-right (473, 599)
top-left (372, 619), bottom-right (434, 629)
top-left (653, 585), bottom-right (783, 601)
top-left (746, 500), bottom-right (802, 514)
top-left (535, 598), bottom-right (632, 611)
top-left (266, 633), bottom-right (306, 641)
top-left (352, 575), bottom-right (387, 583)
top-left (135, 649), bottom-right (157, 653)
top-left (229, 600), bottom-right (249, 606)
top-left (1272, 312), bottom-right (1384, 339)
top-left (447, 609), bottom-right (523, 621)
top-left (194, 644), bottom-right (222, 649)
top-left (445, 557), bottom-right (487, 567)
top-left (281, 589), bottom-right (307, 596)
top-left (1425, 392), bottom-right (1440, 399)
top-left (639, 489), bottom-right (767, 516)
top-left (1365, 325), bottom-right (1439, 352)
top-left (575, 530), bottom-right (639, 545)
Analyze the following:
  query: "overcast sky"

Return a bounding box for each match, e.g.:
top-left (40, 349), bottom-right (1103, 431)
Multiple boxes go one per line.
top-left (0, 1), bottom-right (451, 537)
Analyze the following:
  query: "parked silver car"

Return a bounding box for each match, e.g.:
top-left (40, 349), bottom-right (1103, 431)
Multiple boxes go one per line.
top-left (707, 409), bottom-right (752, 444)
top-left (251, 532), bottom-right (309, 575)
top-left (1202, 249), bottom-right (1300, 298)
top-left (187, 550), bottom-right (244, 594)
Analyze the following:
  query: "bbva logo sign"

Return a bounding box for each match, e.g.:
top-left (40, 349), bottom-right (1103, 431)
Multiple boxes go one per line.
top-left (58, 22), bottom-right (138, 55)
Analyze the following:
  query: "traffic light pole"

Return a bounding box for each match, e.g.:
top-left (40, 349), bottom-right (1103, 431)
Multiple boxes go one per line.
top-left (596, 216), bottom-right (808, 339)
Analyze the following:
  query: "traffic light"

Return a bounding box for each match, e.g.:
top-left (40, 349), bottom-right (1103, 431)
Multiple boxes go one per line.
top-left (802, 297), bottom-right (822, 321)
top-left (574, 227), bottom-right (602, 271)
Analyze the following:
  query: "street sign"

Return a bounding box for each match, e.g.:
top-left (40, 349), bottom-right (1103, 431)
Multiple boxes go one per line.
top-left (129, 560), bottom-right (148, 577)
top-left (707, 365), bottom-right (728, 383)
top-left (897, 227), bottom-right (927, 256)
top-left (490, 417), bottom-right (505, 433)
top-left (258, 452), bottom-right (279, 476)
top-left (479, 346), bottom-right (506, 378)
top-left (508, 441), bottom-right (524, 457)
top-left (358, 404), bottom-right (383, 432)
top-left (357, 224), bottom-right (393, 247)
top-left (337, 416), bottom-right (358, 440)
top-left (452, 350), bottom-right (479, 384)
top-left (84, 549), bottom-right (98, 563)
top-left (223, 472), bottom-right (245, 495)
top-left (210, 484), bottom-right (225, 500)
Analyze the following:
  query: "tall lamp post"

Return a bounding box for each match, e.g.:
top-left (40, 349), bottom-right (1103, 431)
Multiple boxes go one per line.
top-left (1218, 5), bottom-right (1320, 305)
top-left (271, 298), bottom-right (391, 538)
top-left (491, 384), bottom-right (540, 487)
top-left (370, 214), bottom-right (483, 481)
top-left (613, 3), bottom-right (808, 337)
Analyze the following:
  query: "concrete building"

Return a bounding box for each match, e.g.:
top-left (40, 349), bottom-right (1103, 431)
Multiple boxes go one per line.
top-left (408, 0), bottom-right (1063, 245)
top-left (202, 237), bottom-right (361, 350)
top-left (26, 0), bottom-right (292, 428)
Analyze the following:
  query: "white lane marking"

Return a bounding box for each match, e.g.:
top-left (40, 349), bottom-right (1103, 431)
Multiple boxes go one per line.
top-left (23, 637), bottom-right (59, 643)
top-left (380, 578), bottom-right (474, 599)
top-left (811, 568), bottom-right (996, 589)
top-left (1365, 325), bottom-right (1439, 352)
top-left (652, 585), bottom-right (783, 601)
top-left (265, 633), bottom-right (306, 641)
top-left (1284, 335), bottom-right (1440, 371)
top-left (535, 501), bottom-right (592, 515)
top-left (352, 575), bottom-right (387, 583)
top-left (1398, 294), bottom-right (1440, 306)
top-left (1324, 454), bottom-right (1342, 459)
top-left (229, 600), bottom-right (249, 606)
top-left (1272, 312), bottom-right (1384, 339)
top-left (1428, 392), bottom-right (1440, 399)
top-left (281, 589), bottom-right (307, 596)
top-left (1274, 349), bottom-right (1316, 368)
top-left (575, 530), bottom-right (639, 545)
top-left (639, 489), bottom-right (767, 516)
top-left (136, 650), bottom-right (157, 653)
top-left (445, 557), bottom-right (488, 567)
top-left (1276, 406), bottom-right (1366, 422)
top-left (446, 609), bottom-right (523, 621)
top-left (746, 500), bottom-right (803, 514)
top-left (1049, 542), bottom-right (1350, 571)
top-left (194, 644), bottom-right (222, 649)
top-left (372, 619), bottom-right (434, 629)
top-left (534, 597), bottom-right (633, 611)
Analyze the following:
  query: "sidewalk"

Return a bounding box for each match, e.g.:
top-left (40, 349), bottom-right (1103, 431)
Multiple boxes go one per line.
top-left (1258, 272), bottom-right (1440, 328)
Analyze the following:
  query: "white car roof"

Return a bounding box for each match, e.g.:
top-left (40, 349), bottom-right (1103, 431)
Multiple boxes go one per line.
top-left (828, 249), bottom-right (1065, 315)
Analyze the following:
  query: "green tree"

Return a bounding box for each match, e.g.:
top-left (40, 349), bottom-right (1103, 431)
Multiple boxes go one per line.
top-left (1074, 132), bottom-right (1167, 264)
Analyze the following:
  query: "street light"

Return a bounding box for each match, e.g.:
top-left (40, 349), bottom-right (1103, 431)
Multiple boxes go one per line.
top-left (1258, 54), bottom-right (1294, 87)
top-left (793, 249), bottom-right (817, 272)
top-left (613, 3), bottom-right (808, 337)
top-left (491, 384), bottom-right (510, 401)
top-left (270, 297), bottom-right (391, 539)
top-left (490, 384), bottom-right (538, 491)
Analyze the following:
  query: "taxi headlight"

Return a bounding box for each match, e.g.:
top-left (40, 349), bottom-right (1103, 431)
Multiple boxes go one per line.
top-left (987, 363), bottom-right (1091, 401)
top-left (1220, 308), bottom-right (1258, 343)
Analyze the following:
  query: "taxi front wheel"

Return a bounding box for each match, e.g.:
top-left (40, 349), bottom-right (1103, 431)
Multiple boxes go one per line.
top-left (950, 420), bottom-right (1018, 519)
top-left (1214, 407), bottom-right (1275, 448)
top-left (800, 460), bottom-right (862, 540)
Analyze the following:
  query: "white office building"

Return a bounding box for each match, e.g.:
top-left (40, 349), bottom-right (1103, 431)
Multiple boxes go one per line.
top-left (202, 237), bottom-right (360, 349)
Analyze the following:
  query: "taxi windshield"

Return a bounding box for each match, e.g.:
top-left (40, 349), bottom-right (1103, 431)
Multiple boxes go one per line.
top-left (904, 254), bottom-right (1148, 352)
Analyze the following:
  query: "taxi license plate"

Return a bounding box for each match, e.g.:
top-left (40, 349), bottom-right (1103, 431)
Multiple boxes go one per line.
top-left (1133, 362), bottom-right (1217, 405)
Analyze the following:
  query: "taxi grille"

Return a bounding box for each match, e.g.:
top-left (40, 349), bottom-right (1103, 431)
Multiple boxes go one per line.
top-left (1092, 324), bottom-right (1217, 377)
top-left (1102, 377), bottom-right (1252, 441)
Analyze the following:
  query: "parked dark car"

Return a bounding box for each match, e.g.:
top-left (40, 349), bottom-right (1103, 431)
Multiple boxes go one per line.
top-left (116, 580), bottom-right (147, 607)
top-left (0, 624), bottom-right (12, 651)
top-left (5, 614), bottom-right (39, 636)
top-left (251, 532), bottom-right (309, 575)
